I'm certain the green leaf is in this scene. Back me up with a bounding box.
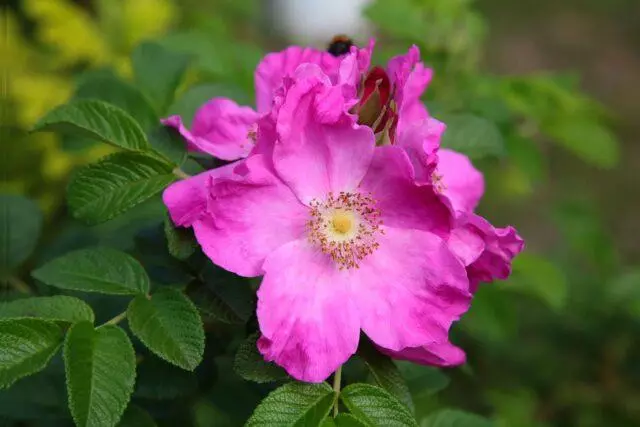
[340,384,417,427]
[148,125,188,166]
[334,414,368,426]
[132,42,190,115]
[67,151,176,224]
[234,332,288,383]
[0,296,94,323]
[191,265,255,325]
[164,216,196,260]
[357,339,413,412]
[0,194,43,274]
[503,253,568,310]
[395,363,450,396]
[118,405,157,427]
[0,319,63,388]
[134,355,197,400]
[33,100,149,151]
[32,247,150,295]
[127,287,204,370]
[422,409,493,427]
[75,76,158,131]
[546,119,619,169]
[245,382,336,426]
[439,114,505,159]
[64,321,136,427]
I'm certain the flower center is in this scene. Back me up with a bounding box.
[308,192,383,269]
[331,211,353,234]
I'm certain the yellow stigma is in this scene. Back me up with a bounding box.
[331,211,353,234]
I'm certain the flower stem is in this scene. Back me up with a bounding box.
[173,168,191,179]
[104,311,127,326]
[332,365,342,417]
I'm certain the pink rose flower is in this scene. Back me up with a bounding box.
[162,42,373,161]
[163,64,471,382]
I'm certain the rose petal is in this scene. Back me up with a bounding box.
[257,239,361,382]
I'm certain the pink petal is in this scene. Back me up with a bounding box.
[190,98,260,161]
[196,155,308,277]
[162,161,239,227]
[437,149,485,214]
[255,46,342,113]
[273,69,375,203]
[387,45,433,130]
[353,227,471,351]
[463,214,525,290]
[395,118,445,184]
[448,223,486,266]
[378,340,466,367]
[257,239,360,382]
[359,145,453,237]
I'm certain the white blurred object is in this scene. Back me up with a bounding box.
[268,0,373,46]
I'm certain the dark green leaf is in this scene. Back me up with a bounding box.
[439,114,505,159]
[234,332,288,383]
[340,384,417,427]
[148,125,187,166]
[32,247,150,295]
[127,288,204,370]
[0,194,43,274]
[32,100,149,151]
[64,322,136,427]
[0,319,63,388]
[334,414,368,427]
[245,382,336,426]
[118,405,157,427]
[67,151,175,224]
[395,363,450,396]
[357,339,413,412]
[164,216,196,260]
[75,76,158,131]
[134,355,197,400]
[132,42,190,115]
[197,265,254,324]
[422,409,494,427]
[0,296,94,323]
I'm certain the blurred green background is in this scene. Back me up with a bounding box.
[2,0,639,426]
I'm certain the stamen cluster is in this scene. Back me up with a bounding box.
[308,191,383,269]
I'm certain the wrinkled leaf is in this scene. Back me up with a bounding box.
[64,322,136,427]
[0,319,63,388]
[32,247,150,295]
[0,296,94,323]
[340,383,417,427]
[67,151,175,224]
[234,332,288,383]
[245,382,335,426]
[33,100,149,151]
[128,288,204,370]
[75,76,158,131]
